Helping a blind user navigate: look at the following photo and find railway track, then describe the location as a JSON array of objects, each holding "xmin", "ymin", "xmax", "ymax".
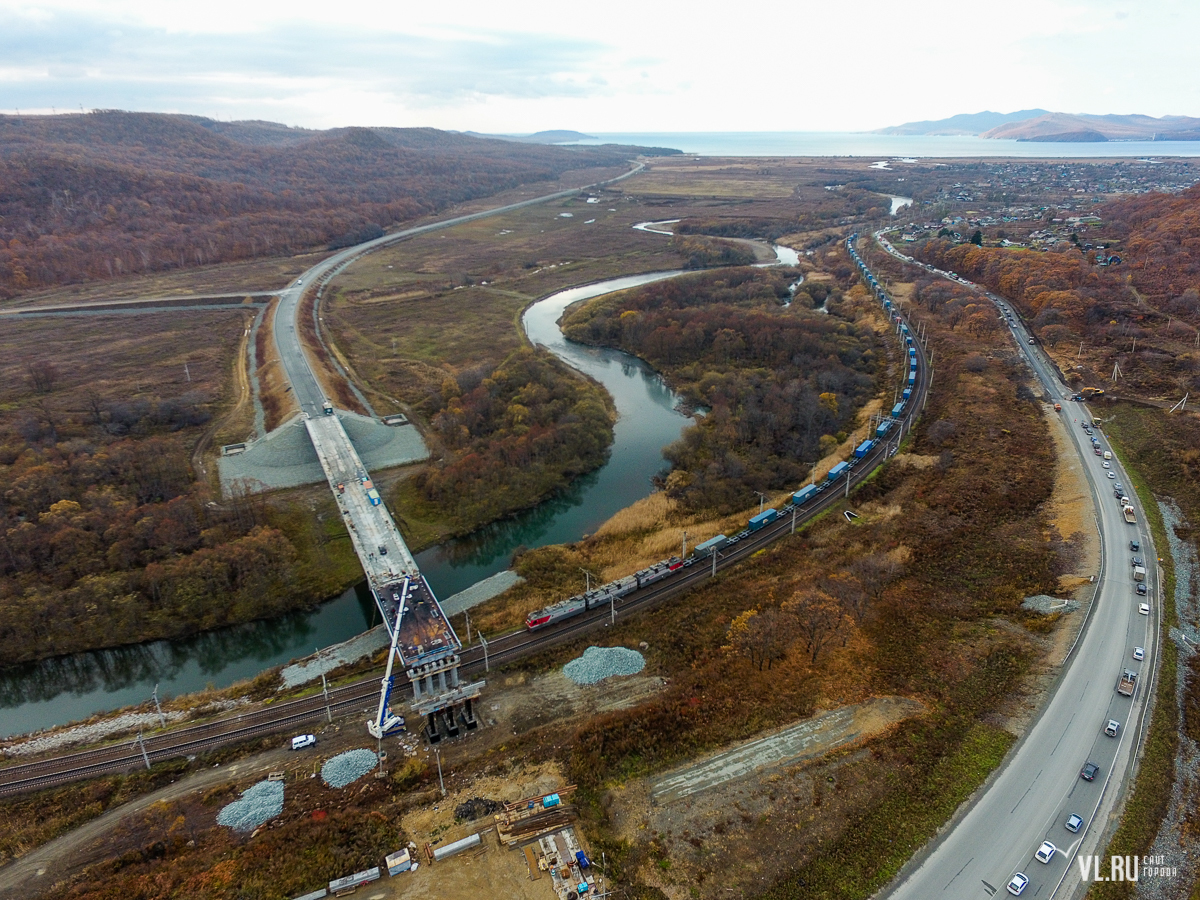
[{"xmin": 0, "ymin": 233, "xmax": 926, "ymax": 798}]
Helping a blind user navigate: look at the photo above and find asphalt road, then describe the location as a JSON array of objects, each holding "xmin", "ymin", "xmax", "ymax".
[
  {"xmin": 877, "ymin": 231, "xmax": 1159, "ymax": 900},
  {"xmin": 270, "ymin": 163, "xmax": 646, "ymax": 419}
]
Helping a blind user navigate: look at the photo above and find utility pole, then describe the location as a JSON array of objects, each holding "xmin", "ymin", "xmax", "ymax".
[
  {"xmin": 184, "ymin": 363, "xmax": 191, "ymax": 383},
  {"xmin": 464, "ymin": 610, "xmax": 471, "ymax": 645},
  {"xmin": 479, "ymin": 632, "xmax": 489, "ymax": 673},
  {"xmin": 435, "ymin": 747, "xmax": 446, "ymax": 797},
  {"xmin": 580, "ymin": 568, "xmax": 597, "ymax": 592},
  {"xmin": 791, "ymin": 504, "xmax": 798, "ymax": 534},
  {"xmin": 137, "ymin": 731, "xmax": 151, "ymax": 770},
  {"xmin": 151, "ymin": 684, "xmax": 166, "ymax": 729},
  {"xmin": 1078, "ymin": 341, "xmax": 1084, "ymax": 359},
  {"xmin": 712, "ymin": 549, "xmax": 719, "ymax": 578},
  {"xmin": 681, "ymin": 531, "xmax": 688, "ymax": 560},
  {"xmin": 321, "ymin": 672, "xmax": 332, "ymax": 723},
  {"xmin": 754, "ymin": 491, "xmax": 768, "ymax": 513}
]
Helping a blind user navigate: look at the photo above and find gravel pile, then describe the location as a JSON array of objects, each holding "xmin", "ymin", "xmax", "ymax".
[
  {"xmin": 1136, "ymin": 500, "xmax": 1200, "ymax": 900},
  {"xmin": 321, "ymin": 748, "xmax": 379, "ymax": 788},
  {"xmin": 1020, "ymin": 595, "xmax": 1080, "ymax": 615},
  {"xmin": 564, "ymin": 646, "xmax": 645, "ymax": 685},
  {"xmin": 217, "ymin": 780, "xmax": 284, "ymax": 832}
]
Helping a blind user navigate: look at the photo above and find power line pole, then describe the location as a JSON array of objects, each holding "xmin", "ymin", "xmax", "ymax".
[
  {"xmin": 479, "ymin": 632, "xmax": 489, "ymax": 673},
  {"xmin": 137, "ymin": 731, "xmax": 151, "ymax": 770},
  {"xmin": 151, "ymin": 683, "xmax": 165, "ymax": 730},
  {"xmin": 321, "ymin": 672, "xmax": 332, "ymax": 723}
]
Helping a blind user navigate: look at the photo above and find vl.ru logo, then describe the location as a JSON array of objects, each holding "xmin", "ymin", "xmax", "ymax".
[{"xmin": 1079, "ymin": 856, "xmax": 1138, "ymax": 882}]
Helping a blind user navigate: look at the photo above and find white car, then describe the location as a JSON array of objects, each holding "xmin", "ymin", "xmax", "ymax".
[
  {"xmin": 291, "ymin": 734, "xmax": 316, "ymax": 750},
  {"xmin": 1133, "ymin": 646, "xmax": 1145, "ymax": 660},
  {"xmin": 1107, "ymin": 472, "xmax": 1116, "ymax": 479},
  {"xmin": 1008, "ymin": 872, "xmax": 1029, "ymax": 895},
  {"xmin": 1139, "ymin": 603, "xmax": 1151, "ymax": 616},
  {"xmin": 1102, "ymin": 462, "xmax": 1111, "ymax": 469},
  {"xmin": 1035, "ymin": 841, "xmax": 1057, "ymax": 863}
]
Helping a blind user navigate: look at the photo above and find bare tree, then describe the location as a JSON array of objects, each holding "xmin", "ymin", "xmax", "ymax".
[
  {"xmin": 725, "ymin": 607, "xmax": 795, "ymax": 671},
  {"xmin": 820, "ymin": 572, "xmax": 869, "ymax": 624},
  {"xmin": 26, "ymin": 360, "xmax": 59, "ymax": 393},
  {"xmin": 785, "ymin": 589, "xmax": 845, "ymax": 665},
  {"xmin": 849, "ymin": 553, "xmax": 904, "ymax": 604}
]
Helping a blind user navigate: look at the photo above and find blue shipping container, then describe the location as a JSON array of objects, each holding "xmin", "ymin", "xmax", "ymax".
[
  {"xmin": 793, "ymin": 484, "xmax": 819, "ymax": 505},
  {"xmin": 693, "ymin": 534, "xmax": 729, "ymax": 557},
  {"xmin": 543, "ymin": 793, "xmax": 561, "ymax": 808},
  {"xmin": 902, "ymin": 388, "xmax": 912, "ymax": 400},
  {"xmin": 854, "ymin": 440, "xmax": 874, "ymax": 459},
  {"xmin": 366, "ymin": 488, "xmax": 381, "ymax": 506},
  {"xmin": 907, "ymin": 370, "xmax": 917, "ymax": 385},
  {"xmin": 748, "ymin": 509, "xmax": 778, "ymax": 531},
  {"xmin": 876, "ymin": 420, "xmax": 892, "ymax": 438},
  {"xmin": 905, "ymin": 335, "xmax": 913, "ymax": 345},
  {"xmin": 892, "ymin": 402, "xmax": 905, "ymax": 417},
  {"xmin": 827, "ymin": 461, "xmax": 850, "ymax": 481}
]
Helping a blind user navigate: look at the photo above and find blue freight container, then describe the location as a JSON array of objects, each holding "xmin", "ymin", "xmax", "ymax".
[
  {"xmin": 892, "ymin": 402, "xmax": 905, "ymax": 417},
  {"xmin": 793, "ymin": 484, "xmax": 819, "ymax": 505},
  {"xmin": 827, "ymin": 461, "xmax": 850, "ymax": 481},
  {"xmin": 748, "ymin": 509, "xmax": 778, "ymax": 531},
  {"xmin": 902, "ymin": 388, "xmax": 912, "ymax": 400},
  {"xmin": 876, "ymin": 420, "xmax": 892, "ymax": 438},
  {"xmin": 907, "ymin": 370, "xmax": 917, "ymax": 385},
  {"xmin": 854, "ymin": 440, "xmax": 874, "ymax": 459},
  {"xmin": 543, "ymin": 793, "xmax": 561, "ymax": 808}
]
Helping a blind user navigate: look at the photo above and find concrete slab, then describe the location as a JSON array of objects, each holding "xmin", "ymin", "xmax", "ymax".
[
  {"xmin": 217, "ymin": 411, "xmax": 429, "ymax": 496},
  {"xmin": 440, "ymin": 570, "xmax": 525, "ymax": 616},
  {"xmin": 650, "ymin": 695, "xmax": 923, "ymax": 805}
]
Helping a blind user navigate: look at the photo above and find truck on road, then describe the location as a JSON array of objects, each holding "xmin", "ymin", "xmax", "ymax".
[
  {"xmin": 1123, "ymin": 505, "xmax": 1137, "ymax": 524},
  {"xmin": 1117, "ymin": 669, "xmax": 1138, "ymax": 697},
  {"xmin": 1133, "ymin": 565, "xmax": 1147, "ymax": 582}
]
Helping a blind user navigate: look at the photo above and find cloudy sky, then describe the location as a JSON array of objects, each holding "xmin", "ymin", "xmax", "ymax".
[{"xmin": 2, "ymin": 0, "xmax": 1197, "ymax": 133}]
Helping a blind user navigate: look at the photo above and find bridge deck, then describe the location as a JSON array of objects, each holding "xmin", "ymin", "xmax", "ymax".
[{"xmin": 304, "ymin": 414, "xmax": 458, "ymax": 656}]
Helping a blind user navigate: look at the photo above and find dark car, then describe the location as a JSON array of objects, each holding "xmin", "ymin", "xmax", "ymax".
[
  {"xmin": 1132, "ymin": 556, "xmax": 1144, "ymax": 566},
  {"xmin": 1130, "ymin": 540, "xmax": 1140, "ymax": 552},
  {"xmin": 1080, "ymin": 762, "xmax": 1100, "ymax": 782},
  {"xmin": 1137, "ymin": 583, "xmax": 1148, "ymax": 596}
]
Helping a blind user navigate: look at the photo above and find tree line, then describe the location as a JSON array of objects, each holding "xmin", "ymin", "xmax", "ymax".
[
  {"xmin": 561, "ymin": 267, "xmax": 879, "ymax": 513},
  {"xmin": 410, "ymin": 348, "xmax": 615, "ymax": 526},
  {"xmin": 0, "ymin": 110, "xmax": 661, "ymax": 297}
]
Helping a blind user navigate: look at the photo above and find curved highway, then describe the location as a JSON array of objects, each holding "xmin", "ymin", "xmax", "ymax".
[{"xmin": 875, "ymin": 229, "xmax": 1160, "ymax": 900}]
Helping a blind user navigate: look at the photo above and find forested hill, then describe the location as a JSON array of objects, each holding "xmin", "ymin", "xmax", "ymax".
[{"xmin": 0, "ymin": 110, "xmax": 675, "ymax": 297}]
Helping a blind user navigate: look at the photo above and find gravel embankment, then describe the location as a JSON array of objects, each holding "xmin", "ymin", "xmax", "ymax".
[
  {"xmin": 2, "ymin": 710, "xmax": 187, "ymax": 757},
  {"xmin": 217, "ymin": 779, "xmax": 285, "ymax": 832},
  {"xmin": 1136, "ymin": 500, "xmax": 1199, "ymax": 900},
  {"xmin": 563, "ymin": 646, "xmax": 645, "ymax": 685},
  {"xmin": 1021, "ymin": 594, "xmax": 1081, "ymax": 615},
  {"xmin": 321, "ymin": 748, "xmax": 379, "ymax": 788},
  {"xmin": 279, "ymin": 626, "xmax": 390, "ymax": 689}
]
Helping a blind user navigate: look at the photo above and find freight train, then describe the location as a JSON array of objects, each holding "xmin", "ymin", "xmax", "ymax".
[{"xmin": 523, "ymin": 234, "xmax": 918, "ymax": 632}]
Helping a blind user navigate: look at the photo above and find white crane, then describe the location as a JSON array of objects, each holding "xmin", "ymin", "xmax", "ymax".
[{"xmin": 368, "ymin": 578, "xmax": 410, "ymax": 739}]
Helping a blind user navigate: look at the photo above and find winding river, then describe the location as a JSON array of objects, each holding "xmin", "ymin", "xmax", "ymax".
[
  {"xmin": 1, "ymin": 246, "xmax": 799, "ymax": 738},
  {"xmin": 0, "ymin": 272, "xmax": 695, "ymax": 738}
]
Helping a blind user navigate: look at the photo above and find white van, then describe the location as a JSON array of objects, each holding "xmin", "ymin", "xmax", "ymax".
[
  {"xmin": 1103, "ymin": 451, "xmax": 1112, "ymax": 461},
  {"xmin": 291, "ymin": 734, "xmax": 316, "ymax": 751}
]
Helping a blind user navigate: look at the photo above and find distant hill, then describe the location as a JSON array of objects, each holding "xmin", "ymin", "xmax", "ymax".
[
  {"xmin": 874, "ymin": 110, "xmax": 1048, "ymax": 136},
  {"xmin": 466, "ymin": 129, "xmax": 597, "ymax": 144},
  {"xmin": 984, "ymin": 112, "xmax": 1200, "ymax": 141},
  {"xmin": 878, "ymin": 109, "xmax": 1200, "ymax": 142},
  {"xmin": 0, "ymin": 111, "xmax": 663, "ymax": 297}
]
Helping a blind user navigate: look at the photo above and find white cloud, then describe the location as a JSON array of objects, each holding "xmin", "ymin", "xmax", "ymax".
[{"xmin": 0, "ymin": 0, "xmax": 1196, "ymax": 131}]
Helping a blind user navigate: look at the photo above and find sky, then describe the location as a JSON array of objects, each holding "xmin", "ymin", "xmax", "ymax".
[{"xmin": 2, "ymin": 0, "xmax": 1198, "ymax": 133}]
